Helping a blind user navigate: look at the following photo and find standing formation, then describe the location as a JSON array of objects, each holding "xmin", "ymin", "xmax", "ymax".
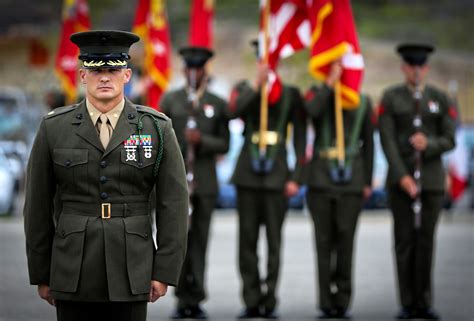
[{"xmin": 23, "ymin": 26, "xmax": 457, "ymax": 321}]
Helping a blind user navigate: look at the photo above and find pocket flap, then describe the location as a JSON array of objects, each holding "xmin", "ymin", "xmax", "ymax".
[
  {"xmin": 53, "ymin": 149, "xmax": 88, "ymax": 167},
  {"xmin": 56, "ymin": 214, "xmax": 89, "ymax": 238},
  {"xmin": 124, "ymin": 216, "xmax": 150, "ymax": 240},
  {"xmin": 120, "ymin": 149, "xmax": 154, "ymax": 169}
]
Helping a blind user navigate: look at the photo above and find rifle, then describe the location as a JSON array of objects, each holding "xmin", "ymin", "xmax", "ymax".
[
  {"xmin": 412, "ymin": 70, "xmax": 423, "ymax": 229},
  {"xmin": 185, "ymin": 69, "xmax": 200, "ymax": 216}
]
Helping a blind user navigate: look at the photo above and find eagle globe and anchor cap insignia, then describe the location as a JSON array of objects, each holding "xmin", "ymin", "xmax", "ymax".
[{"xmin": 124, "ymin": 135, "xmax": 153, "ymax": 162}]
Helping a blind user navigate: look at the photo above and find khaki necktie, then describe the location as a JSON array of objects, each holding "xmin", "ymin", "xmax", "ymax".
[{"xmin": 98, "ymin": 114, "xmax": 111, "ymax": 148}]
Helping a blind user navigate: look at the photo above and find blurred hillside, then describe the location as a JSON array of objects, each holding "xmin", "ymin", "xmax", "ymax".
[{"xmin": 0, "ymin": 0, "xmax": 472, "ymax": 122}]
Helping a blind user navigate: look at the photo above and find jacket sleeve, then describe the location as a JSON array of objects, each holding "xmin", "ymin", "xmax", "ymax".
[
  {"xmin": 362, "ymin": 97, "xmax": 375, "ymax": 186},
  {"xmin": 227, "ymin": 81, "xmax": 259, "ymax": 119},
  {"xmin": 423, "ymin": 95, "xmax": 456, "ymax": 159},
  {"xmin": 290, "ymin": 88, "xmax": 308, "ymax": 184},
  {"xmin": 153, "ymin": 119, "xmax": 189, "ymax": 286},
  {"xmin": 378, "ymin": 92, "xmax": 410, "ymax": 184},
  {"xmin": 23, "ymin": 119, "xmax": 56, "ymax": 285},
  {"xmin": 159, "ymin": 93, "xmax": 171, "ymax": 116},
  {"xmin": 198, "ymin": 98, "xmax": 230, "ymax": 156},
  {"xmin": 304, "ymin": 84, "xmax": 334, "ymax": 119}
]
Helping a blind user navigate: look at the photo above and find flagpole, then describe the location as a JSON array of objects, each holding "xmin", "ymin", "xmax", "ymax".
[
  {"xmin": 334, "ymin": 80, "xmax": 345, "ymax": 167},
  {"xmin": 259, "ymin": 0, "xmax": 270, "ymax": 158}
]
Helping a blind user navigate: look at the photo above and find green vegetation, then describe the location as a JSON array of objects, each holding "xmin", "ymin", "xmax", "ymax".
[{"xmin": 353, "ymin": 2, "xmax": 474, "ymax": 52}]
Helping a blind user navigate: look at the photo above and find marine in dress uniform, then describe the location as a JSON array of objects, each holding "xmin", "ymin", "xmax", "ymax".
[
  {"xmin": 160, "ymin": 47, "xmax": 229, "ymax": 319},
  {"xmin": 23, "ymin": 30, "xmax": 188, "ymax": 321},
  {"xmin": 228, "ymin": 49, "xmax": 307, "ymax": 318},
  {"xmin": 304, "ymin": 61, "xmax": 374, "ymax": 319},
  {"xmin": 378, "ymin": 43, "xmax": 456, "ymax": 320}
]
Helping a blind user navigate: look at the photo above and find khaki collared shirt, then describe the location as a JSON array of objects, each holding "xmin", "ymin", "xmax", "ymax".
[
  {"xmin": 86, "ymin": 99, "xmax": 125, "ymax": 132},
  {"xmin": 407, "ymin": 82, "xmax": 426, "ymax": 94}
]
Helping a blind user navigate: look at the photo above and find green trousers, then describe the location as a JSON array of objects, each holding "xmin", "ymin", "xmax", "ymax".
[
  {"xmin": 307, "ymin": 190, "xmax": 362, "ymax": 312},
  {"xmin": 175, "ymin": 194, "xmax": 216, "ymax": 308},
  {"xmin": 56, "ymin": 300, "xmax": 147, "ymax": 321},
  {"xmin": 388, "ymin": 187, "xmax": 444, "ymax": 310},
  {"xmin": 237, "ymin": 187, "xmax": 287, "ymax": 311}
]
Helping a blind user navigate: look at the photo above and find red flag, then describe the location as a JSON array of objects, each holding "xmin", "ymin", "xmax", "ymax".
[
  {"xmin": 259, "ymin": 0, "xmax": 310, "ymax": 104},
  {"xmin": 133, "ymin": 0, "xmax": 171, "ymax": 110},
  {"xmin": 55, "ymin": 0, "xmax": 90, "ymax": 104},
  {"xmin": 189, "ymin": 0, "xmax": 214, "ymax": 49},
  {"xmin": 447, "ymin": 128, "xmax": 468, "ymax": 202},
  {"xmin": 307, "ymin": 0, "xmax": 363, "ymax": 108},
  {"xmin": 29, "ymin": 39, "xmax": 49, "ymax": 67}
]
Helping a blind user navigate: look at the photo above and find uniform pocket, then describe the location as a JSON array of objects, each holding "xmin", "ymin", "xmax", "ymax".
[
  {"xmin": 50, "ymin": 214, "xmax": 89, "ymax": 293},
  {"xmin": 53, "ymin": 149, "xmax": 89, "ymax": 194},
  {"xmin": 119, "ymin": 149, "xmax": 155, "ymax": 195},
  {"xmin": 124, "ymin": 216, "xmax": 154, "ymax": 294}
]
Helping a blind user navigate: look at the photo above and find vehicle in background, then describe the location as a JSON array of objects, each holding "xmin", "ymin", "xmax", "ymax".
[
  {"xmin": 0, "ymin": 86, "xmax": 46, "ymax": 215},
  {"xmin": 364, "ymin": 131, "xmax": 388, "ymax": 209},
  {"xmin": 0, "ymin": 86, "xmax": 45, "ymax": 145},
  {"xmin": 0, "ymin": 147, "xmax": 19, "ymax": 215}
]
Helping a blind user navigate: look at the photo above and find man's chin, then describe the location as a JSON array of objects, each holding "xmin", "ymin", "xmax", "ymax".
[{"xmin": 95, "ymin": 92, "xmax": 117, "ymax": 101}]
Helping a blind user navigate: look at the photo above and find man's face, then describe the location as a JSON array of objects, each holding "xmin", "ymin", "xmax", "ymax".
[
  {"xmin": 184, "ymin": 67, "xmax": 206, "ymax": 89},
  {"xmin": 401, "ymin": 63, "xmax": 429, "ymax": 86},
  {"xmin": 80, "ymin": 67, "xmax": 131, "ymax": 103}
]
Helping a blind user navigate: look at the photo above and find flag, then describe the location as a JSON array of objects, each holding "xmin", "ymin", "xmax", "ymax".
[
  {"xmin": 307, "ymin": 0, "xmax": 363, "ymax": 108},
  {"xmin": 55, "ymin": 0, "xmax": 90, "ymax": 104},
  {"xmin": 189, "ymin": 0, "xmax": 214, "ymax": 49},
  {"xmin": 133, "ymin": 0, "xmax": 171, "ymax": 110},
  {"xmin": 29, "ymin": 39, "xmax": 49, "ymax": 67},
  {"xmin": 447, "ymin": 128, "xmax": 469, "ymax": 202},
  {"xmin": 259, "ymin": 0, "xmax": 310, "ymax": 104}
]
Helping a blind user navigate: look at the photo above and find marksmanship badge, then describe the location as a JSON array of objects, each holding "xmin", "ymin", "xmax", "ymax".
[
  {"xmin": 141, "ymin": 135, "xmax": 153, "ymax": 159},
  {"xmin": 124, "ymin": 135, "xmax": 153, "ymax": 161}
]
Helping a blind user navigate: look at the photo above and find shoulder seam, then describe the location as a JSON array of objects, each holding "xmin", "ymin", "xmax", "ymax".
[
  {"xmin": 44, "ymin": 105, "xmax": 78, "ymax": 119},
  {"xmin": 136, "ymin": 105, "xmax": 169, "ymax": 121}
]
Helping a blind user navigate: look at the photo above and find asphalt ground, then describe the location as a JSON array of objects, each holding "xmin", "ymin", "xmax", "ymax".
[{"xmin": 1, "ymin": 208, "xmax": 473, "ymax": 321}]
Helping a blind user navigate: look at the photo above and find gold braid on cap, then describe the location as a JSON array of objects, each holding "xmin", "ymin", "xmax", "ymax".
[
  {"xmin": 83, "ymin": 60, "xmax": 105, "ymax": 67},
  {"xmin": 106, "ymin": 60, "xmax": 127, "ymax": 66},
  {"xmin": 83, "ymin": 60, "xmax": 127, "ymax": 67}
]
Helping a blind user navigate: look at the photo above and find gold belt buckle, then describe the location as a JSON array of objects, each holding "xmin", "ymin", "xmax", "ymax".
[
  {"xmin": 101, "ymin": 203, "xmax": 111, "ymax": 219},
  {"xmin": 251, "ymin": 131, "xmax": 279, "ymax": 145}
]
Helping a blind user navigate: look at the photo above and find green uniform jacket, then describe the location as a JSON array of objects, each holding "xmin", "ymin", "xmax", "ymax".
[
  {"xmin": 24, "ymin": 99, "xmax": 188, "ymax": 302},
  {"xmin": 160, "ymin": 88, "xmax": 229, "ymax": 196},
  {"xmin": 378, "ymin": 84, "xmax": 456, "ymax": 191},
  {"xmin": 305, "ymin": 85, "xmax": 374, "ymax": 193},
  {"xmin": 227, "ymin": 81, "xmax": 307, "ymax": 190}
]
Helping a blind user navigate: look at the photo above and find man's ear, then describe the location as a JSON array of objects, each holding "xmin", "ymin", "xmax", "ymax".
[
  {"xmin": 79, "ymin": 69, "xmax": 87, "ymax": 84},
  {"xmin": 124, "ymin": 68, "xmax": 132, "ymax": 84}
]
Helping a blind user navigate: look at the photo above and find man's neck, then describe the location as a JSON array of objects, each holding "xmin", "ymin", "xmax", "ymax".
[
  {"xmin": 87, "ymin": 95, "xmax": 124, "ymax": 113},
  {"xmin": 406, "ymin": 81, "xmax": 425, "ymax": 93}
]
